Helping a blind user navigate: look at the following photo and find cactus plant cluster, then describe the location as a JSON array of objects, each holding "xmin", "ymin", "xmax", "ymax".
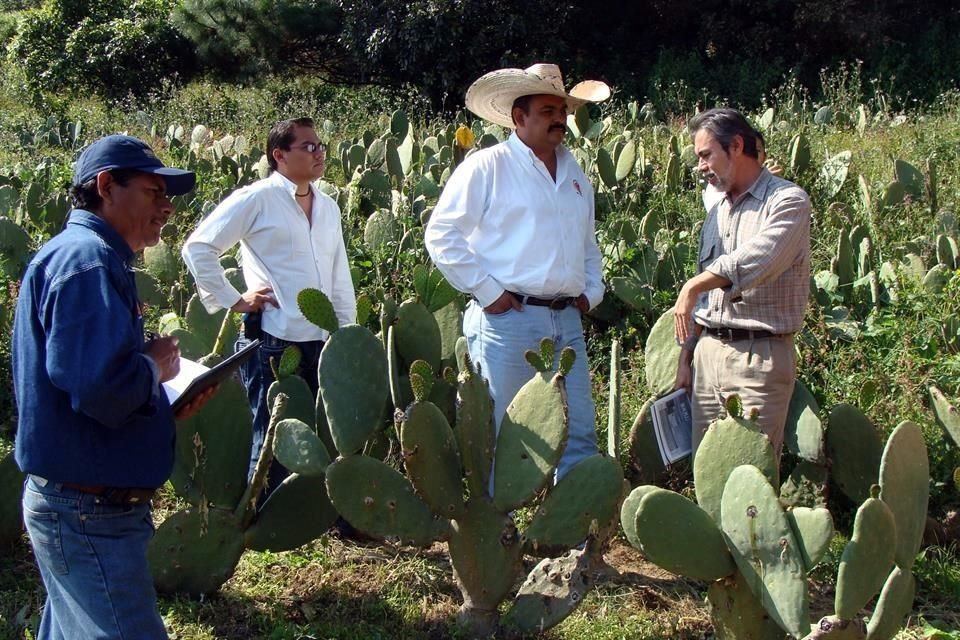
[
  {"xmin": 627, "ymin": 309, "xmax": 829, "ymax": 504},
  {"xmin": 148, "ymin": 292, "xmax": 350, "ymax": 596},
  {"xmin": 313, "ymin": 327, "xmax": 624, "ymax": 637},
  {"xmin": 622, "ymin": 400, "xmax": 929, "ymax": 640},
  {"xmin": 605, "ymin": 211, "xmax": 691, "ymax": 317}
]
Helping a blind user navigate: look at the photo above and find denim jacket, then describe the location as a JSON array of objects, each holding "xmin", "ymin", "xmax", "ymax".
[{"xmin": 13, "ymin": 210, "xmax": 174, "ymax": 488}]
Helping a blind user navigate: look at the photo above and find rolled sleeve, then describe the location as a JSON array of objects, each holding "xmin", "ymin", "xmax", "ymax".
[{"xmin": 705, "ymin": 189, "xmax": 810, "ymax": 299}]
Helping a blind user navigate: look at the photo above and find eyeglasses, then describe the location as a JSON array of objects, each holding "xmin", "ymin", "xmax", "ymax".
[{"xmin": 296, "ymin": 142, "xmax": 326, "ymax": 154}]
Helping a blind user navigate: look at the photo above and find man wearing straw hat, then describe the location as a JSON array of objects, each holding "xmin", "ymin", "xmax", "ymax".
[{"xmin": 425, "ymin": 63, "xmax": 609, "ymax": 481}]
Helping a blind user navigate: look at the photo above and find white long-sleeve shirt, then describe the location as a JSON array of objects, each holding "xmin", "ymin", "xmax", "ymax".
[
  {"xmin": 181, "ymin": 171, "xmax": 356, "ymax": 342},
  {"xmin": 424, "ymin": 133, "xmax": 604, "ymax": 309}
]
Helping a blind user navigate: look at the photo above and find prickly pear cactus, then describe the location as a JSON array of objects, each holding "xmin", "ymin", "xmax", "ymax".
[
  {"xmin": 623, "ymin": 410, "xmax": 927, "ymax": 640},
  {"xmin": 151, "ymin": 367, "xmax": 345, "ymax": 596},
  {"xmin": 325, "ymin": 335, "xmax": 624, "ymax": 637}
]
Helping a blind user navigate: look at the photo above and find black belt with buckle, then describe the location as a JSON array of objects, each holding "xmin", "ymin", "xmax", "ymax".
[
  {"xmin": 60, "ymin": 482, "xmax": 156, "ymax": 505},
  {"xmin": 509, "ymin": 292, "xmax": 576, "ymax": 310},
  {"xmin": 702, "ymin": 326, "xmax": 779, "ymax": 341}
]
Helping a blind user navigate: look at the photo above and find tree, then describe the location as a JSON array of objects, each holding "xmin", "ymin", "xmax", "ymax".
[
  {"xmin": 8, "ymin": 0, "xmax": 196, "ymax": 102},
  {"xmin": 173, "ymin": 0, "xmax": 347, "ymax": 81}
]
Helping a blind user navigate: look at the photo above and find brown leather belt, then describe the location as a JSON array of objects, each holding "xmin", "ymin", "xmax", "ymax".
[
  {"xmin": 509, "ymin": 292, "xmax": 576, "ymax": 310},
  {"xmin": 702, "ymin": 326, "xmax": 780, "ymax": 341},
  {"xmin": 60, "ymin": 482, "xmax": 156, "ymax": 505}
]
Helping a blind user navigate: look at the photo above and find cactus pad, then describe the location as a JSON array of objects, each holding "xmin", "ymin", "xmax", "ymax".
[
  {"xmin": 268, "ymin": 375, "xmax": 316, "ymax": 429},
  {"xmin": 786, "ymin": 507, "xmax": 834, "ymax": 572},
  {"xmin": 277, "ymin": 345, "xmax": 301, "ymax": 378},
  {"xmin": 780, "ymin": 461, "xmax": 829, "ymax": 510},
  {"xmin": 318, "ymin": 325, "xmax": 389, "ymax": 456},
  {"xmin": 644, "ymin": 310, "xmax": 681, "ymax": 398},
  {"xmin": 626, "ymin": 400, "xmax": 668, "ymax": 485},
  {"xmin": 558, "ymin": 347, "xmax": 575, "ymax": 376},
  {"xmin": 707, "ymin": 572, "xmax": 787, "ymax": 640},
  {"xmin": 826, "ymin": 404, "xmax": 884, "ymax": 504},
  {"xmin": 412, "ymin": 264, "xmax": 459, "ymax": 313},
  {"xmin": 537, "ymin": 338, "xmax": 555, "ymax": 372},
  {"xmin": 619, "ymin": 485, "xmax": 659, "ymax": 551},
  {"xmin": 448, "ymin": 499, "xmax": 523, "ymax": 612},
  {"xmin": 298, "ymin": 288, "xmax": 338, "ymax": 333},
  {"xmin": 523, "ymin": 455, "xmax": 624, "ymax": 555},
  {"xmin": 929, "ymin": 386, "xmax": 960, "ymax": 447},
  {"xmin": 721, "ymin": 465, "xmax": 809, "ymax": 638},
  {"xmin": 149, "ymin": 506, "xmax": 245, "ymax": 596},
  {"xmin": 171, "ymin": 377, "xmax": 252, "ymax": 509},
  {"xmin": 184, "ymin": 294, "xmax": 227, "ymax": 353},
  {"xmin": 433, "ymin": 302, "xmax": 463, "ymax": 370},
  {"xmin": 395, "ymin": 300, "xmax": 443, "ymax": 371},
  {"xmin": 784, "ymin": 381, "xmax": 826, "ymax": 463},
  {"xmin": 878, "ymin": 421, "xmax": 929, "ymax": 570},
  {"xmin": 455, "ymin": 353, "xmax": 496, "ymax": 498},
  {"xmin": 524, "ymin": 350, "xmax": 546, "ymax": 372},
  {"xmin": 865, "ymin": 567, "xmax": 915, "ymax": 640},
  {"xmin": 633, "ymin": 487, "xmax": 736, "ymax": 581},
  {"xmin": 501, "ymin": 548, "xmax": 592, "ymax": 635},
  {"xmin": 493, "ymin": 372, "xmax": 569, "ymax": 512},
  {"xmin": 835, "ymin": 497, "xmax": 896, "ymax": 619},
  {"xmin": 694, "ymin": 416, "xmax": 778, "ymax": 524},
  {"xmin": 272, "ymin": 419, "xmax": 331, "ymax": 476},
  {"xmin": 401, "ymin": 401, "xmax": 465, "ymax": 518},
  {"xmin": 245, "ymin": 473, "xmax": 338, "ymax": 552},
  {"xmin": 408, "ymin": 360, "xmax": 434, "ymax": 402},
  {"xmin": 326, "ymin": 456, "xmax": 444, "ymax": 546}
]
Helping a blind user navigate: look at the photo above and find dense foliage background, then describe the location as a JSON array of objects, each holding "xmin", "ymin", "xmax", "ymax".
[
  {"xmin": 1, "ymin": 1, "xmax": 960, "ymax": 638},
  {"xmin": 2, "ymin": 0, "xmax": 959, "ymax": 109}
]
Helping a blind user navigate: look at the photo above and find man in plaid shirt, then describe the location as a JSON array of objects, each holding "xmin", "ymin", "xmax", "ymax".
[{"xmin": 673, "ymin": 108, "xmax": 811, "ymax": 459}]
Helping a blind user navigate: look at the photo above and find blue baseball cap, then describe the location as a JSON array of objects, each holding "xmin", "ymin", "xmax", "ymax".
[{"xmin": 73, "ymin": 134, "xmax": 196, "ymax": 196}]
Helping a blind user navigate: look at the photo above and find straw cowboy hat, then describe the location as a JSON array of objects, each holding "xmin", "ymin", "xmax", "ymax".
[{"xmin": 465, "ymin": 63, "xmax": 611, "ymax": 129}]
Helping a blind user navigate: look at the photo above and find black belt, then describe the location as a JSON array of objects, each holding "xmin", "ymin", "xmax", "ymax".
[
  {"xmin": 701, "ymin": 326, "xmax": 781, "ymax": 341},
  {"xmin": 59, "ymin": 482, "xmax": 156, "ymax": 505},
  {"xmin": 509, "ymin": 292, "xmax": 576, "ymax": 310}
]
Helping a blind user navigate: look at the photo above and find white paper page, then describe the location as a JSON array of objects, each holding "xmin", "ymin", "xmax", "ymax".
[{"xmin": 162, "ymin": 357, "xmax": 211, "ymax": 405}]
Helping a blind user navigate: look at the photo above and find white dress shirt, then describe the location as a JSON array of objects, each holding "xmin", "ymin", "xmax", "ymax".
[
  {"xmin": 182, "ymin": 171, "xmax": 356, "ymax": 342},
  {"xmin": 424, "ymin": 133, "xmax": 604, "ymax": 309}
]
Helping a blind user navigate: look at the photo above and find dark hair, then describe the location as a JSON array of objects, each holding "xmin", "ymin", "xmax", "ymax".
[
  {"xmin": 68, "ymin": 168, "xmax": 141, "ymax": 211},
  {"xmin": 510, "ymin": 95, "xmax": 533, "ymax": 126},
  {"xmin": 688, "ymin": 108, "xmax": 761, "ymax": 159},
  {"xmin": 267, "ymin": 117, "xmax": 315, "ymax": 172}
]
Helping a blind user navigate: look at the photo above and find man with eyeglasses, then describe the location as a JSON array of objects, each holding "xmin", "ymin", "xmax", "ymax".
[{"xmin": 183, "ymin": 117, "xmax": 356, "ymax": 492}]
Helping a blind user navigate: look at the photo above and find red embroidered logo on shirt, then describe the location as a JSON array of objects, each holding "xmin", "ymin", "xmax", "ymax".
[{"xmin": 572, "ymin": 180, "xmax": 582, "ymax": 196}]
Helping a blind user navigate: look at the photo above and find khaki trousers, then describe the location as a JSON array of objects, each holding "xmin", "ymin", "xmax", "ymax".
[{"xmin": 690, "ymin": 333, "xmax": 796, "ymax": 460}]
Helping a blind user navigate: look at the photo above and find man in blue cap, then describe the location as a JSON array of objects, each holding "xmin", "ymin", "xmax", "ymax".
[{"xmin": 13, "ymin": 134, "xmax": 214, "ymax": 639}]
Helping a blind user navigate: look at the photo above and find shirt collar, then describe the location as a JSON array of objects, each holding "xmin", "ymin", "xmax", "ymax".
[
  {"xmin": 507, "ymin": 132, "xmax": 564, "ymax": 164},
  {"xmin": 726, "ymin": 167, "xmax": 772, "ymax": 207},
  {"xmin": 67, "ymin": 209, "xmax": 135, "ymax": 264},
  {"xmin": 269, "ymin": 170, "xmax": 312, "ymax": 197}
]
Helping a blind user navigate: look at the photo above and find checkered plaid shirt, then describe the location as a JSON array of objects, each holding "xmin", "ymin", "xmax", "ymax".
[{"xmin": 693, "ymin": 169, "xmax": 811, "ymax": 334}]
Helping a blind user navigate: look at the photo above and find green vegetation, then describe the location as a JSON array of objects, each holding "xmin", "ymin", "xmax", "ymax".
[{"xmin": 1, "ymin": 8, "xmax": 960, "ymax": 633}]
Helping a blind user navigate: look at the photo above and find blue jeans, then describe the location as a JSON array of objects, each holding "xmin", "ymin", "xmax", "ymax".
[
  {"xmin": 463, "ymin": 300, "xmax": 598, "ymax": 482},
  {"xmin": 237, "ymin": 331, "xmax": 324, "ymax": 495},
  {"xmin": 21, "ymin": 476, "xmax": 166, "ymax": 640}
]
